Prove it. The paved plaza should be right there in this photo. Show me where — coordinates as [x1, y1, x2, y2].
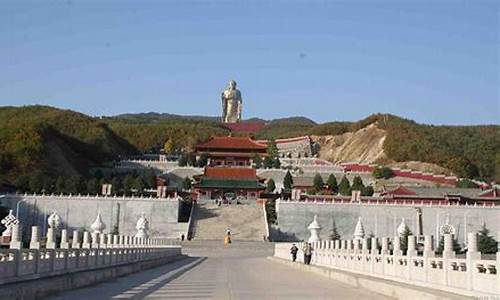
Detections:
[48, 242, 390, 300]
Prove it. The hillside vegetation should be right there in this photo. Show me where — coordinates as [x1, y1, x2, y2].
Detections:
[0, 106, 137, 186]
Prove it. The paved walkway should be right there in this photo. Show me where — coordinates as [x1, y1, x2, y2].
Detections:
[49, 244, 390, 300]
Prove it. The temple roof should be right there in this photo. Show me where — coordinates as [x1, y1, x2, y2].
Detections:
[196, 137, 267, 151]
[204, 167, 257, 179]
[197, 178, 265, 189]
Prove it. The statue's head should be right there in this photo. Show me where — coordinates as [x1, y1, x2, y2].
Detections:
[228, 80, 237, 89]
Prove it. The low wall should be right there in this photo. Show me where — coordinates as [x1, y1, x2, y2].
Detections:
[276, 199, 500, 244]
[273, 237, 500, 297]
[0, 194, 181, 239]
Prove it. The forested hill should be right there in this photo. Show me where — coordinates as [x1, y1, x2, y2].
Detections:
[1, 106, 499, 188]
[0, 106, 137, 187]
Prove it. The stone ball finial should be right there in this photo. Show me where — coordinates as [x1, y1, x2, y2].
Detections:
[47, 211, 61, 229]
[90, 212, 106, 234]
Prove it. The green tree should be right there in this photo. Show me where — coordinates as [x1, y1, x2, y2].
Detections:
[329, 219, 341, 240]
[362, 186, 374, 196]
[263, 156, 274, 169]
[266, 178, 276, 193]
[313, 173, 324, 193]
[283, 171, 294, 191]
[111, 177, 122, 195]
[163, 138, 174, 154]
[143, 168, 157, 189]
[372, 167, 395, 179]
[86, 178, 100, 195]
[456, 179, 478, 188]
[265, 199, 277, 224]
[178, 154, 188, 167]
[197, 153, 209, 167]
[182, 177, 192, 191]
[252, 154, 263, 169]
[123, 174, 135, 196]
[132, 176, 144, 194]
[55, 176, 66, 194]
[266, 140, 279, 158]
[399, 226, 413, 254]
[187, 153, 197, 167]
[66, 176, 84, 194]
[351, 176, 365, 192]
[28, 172, 44, 193]
[273, 157, 281, 169]
[338, 176, 351, 196]
[326, 174, 338, 194]
[477, 223, 498, 254]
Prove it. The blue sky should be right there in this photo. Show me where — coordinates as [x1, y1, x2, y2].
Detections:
[1, 0, 498, 125]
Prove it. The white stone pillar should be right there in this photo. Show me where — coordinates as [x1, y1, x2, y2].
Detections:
[107, 234, 113, 248]
[99, 232, 107, 248]
[113, 235, 119, 248]
[393, 236, 402, 256]
[423, 235, 434, 257]
[82, 231, 91, 248]
[466, 233, 480, 260]
[442, 234, 455, 259]
[361, 238, 369, 255]
[370, 237, 378, 255]
[72, 230, 81, 249]
[10, 223, 22, 249]
[30, 226, 41, 249]
[119, 235, 125, 247]
[60, 229, 70, 249]
[407, 235, 417, 257]
[334, 240, 340, 251]
[91, 232, 99, 248]
[46, 228, 56, 249]
[381, 237, 389, 255]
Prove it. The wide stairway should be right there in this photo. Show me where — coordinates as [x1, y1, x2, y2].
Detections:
[191, 201, 267, 241]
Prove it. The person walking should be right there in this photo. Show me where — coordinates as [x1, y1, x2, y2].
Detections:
[290, 244, 298, 262]
[303, 243, 314, 265]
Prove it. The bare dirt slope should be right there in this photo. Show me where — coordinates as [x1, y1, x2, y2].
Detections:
[311, 123, 386, 163]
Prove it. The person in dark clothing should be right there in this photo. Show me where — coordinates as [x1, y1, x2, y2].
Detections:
[303, 243, 314, 265]
[290, 244, 299, 262]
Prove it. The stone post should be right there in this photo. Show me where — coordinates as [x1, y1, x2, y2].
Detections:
[46, 227, 56, 249]
[99, 232, 107, 248]
[91, 232, 99, 248]
[113, 235, 119, 248]
[10, 223, 22, 249]
[82, 231, 91, 249]
[107, 233, 113, 248]
[466, 233, 480, 260]
[370, 237, 378, 255]
[381, 237, 389, 255]
[353, 239, 360, 251]
[393, 236, 402, 256]
[423, 235, 434, 257]
[334, 240, 340, 252]
[342, 240, 347, 253]
[72, 230, 81, 249]
[30, 226, 41, 249]
[442, 234, 455, 259]
[119, 235, 125, 247]
[60, 229, 70, 249]
[407, 235, 417, 257]
[362, 238, 369, 255]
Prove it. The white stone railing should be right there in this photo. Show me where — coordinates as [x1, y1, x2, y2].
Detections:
[0, 224, 181, 285]
[3, 193, 181, 202]
[274, 233, 500, 297]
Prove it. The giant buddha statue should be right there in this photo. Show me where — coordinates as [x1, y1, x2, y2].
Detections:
[221, 80, 242, 123]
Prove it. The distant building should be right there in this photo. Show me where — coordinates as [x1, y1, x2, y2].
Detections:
[195, 136, 267, 167]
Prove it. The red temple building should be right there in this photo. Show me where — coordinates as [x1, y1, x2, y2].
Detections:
[193, 136, 268, 201]
[195, 136, 267, 167]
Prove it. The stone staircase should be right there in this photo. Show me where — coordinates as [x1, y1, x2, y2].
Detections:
[190, 202, 267, 241]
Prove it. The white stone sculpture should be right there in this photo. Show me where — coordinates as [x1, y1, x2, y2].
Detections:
[397, 218, 408, 236]
[135, 214, 150, 238]
[1, 209, 19, 237]
[439, 215, 456, 235]
[353, 216, 365, 240]
[47, 211, 61, 229]
[307, 215, 321, 243]
[221, 80, 242, 123]
[90, 212, 106, 234]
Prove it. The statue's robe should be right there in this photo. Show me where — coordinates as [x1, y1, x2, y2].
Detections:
[222, 89, 242, 123]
